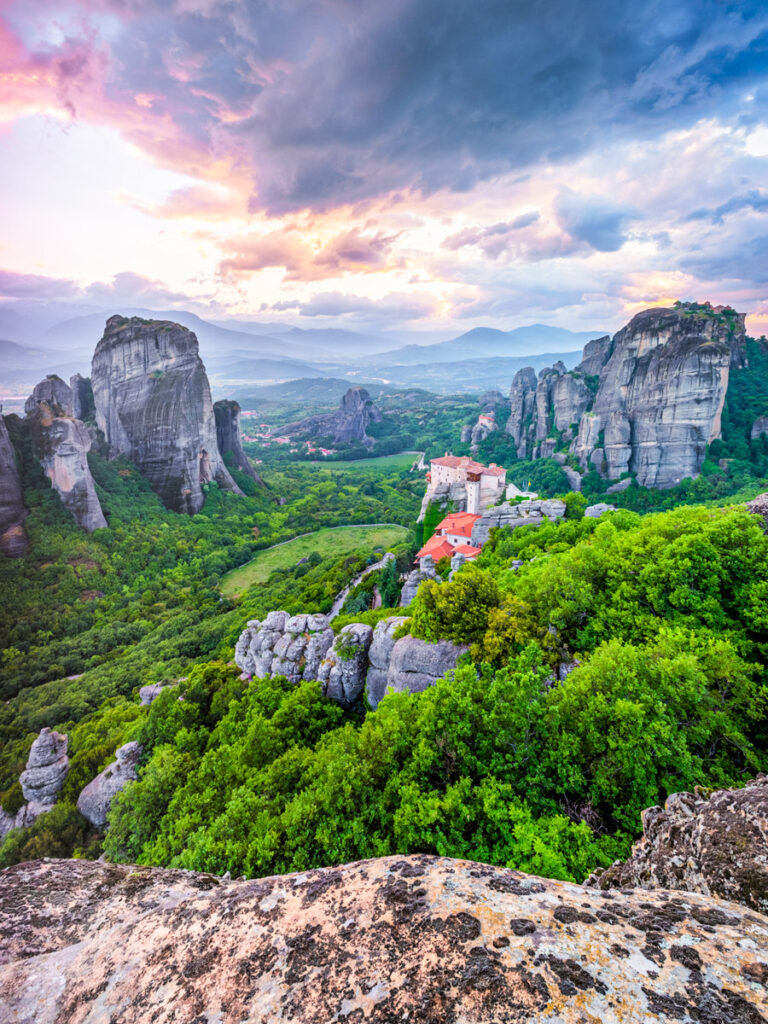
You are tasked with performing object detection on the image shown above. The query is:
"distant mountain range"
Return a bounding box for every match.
[0,304,606,399]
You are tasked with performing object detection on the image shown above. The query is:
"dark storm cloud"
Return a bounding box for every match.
[686,189,768,223]
[14,0,766,212]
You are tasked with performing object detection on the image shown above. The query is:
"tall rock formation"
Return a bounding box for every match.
[506,303,747,489]
[26,380,107,533]
[2,855,766,1023]
[0,728,69,841]
[0,415,28,557]
[91,316,240,514]
[213,400,262,483]
[282,387,382,447]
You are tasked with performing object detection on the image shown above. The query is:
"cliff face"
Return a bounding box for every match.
[506,304,746,489]
[91,316,240,514]
[213,399,262,483]
[26,380,107,533]
[0,415,27,557]
[282,386,382,447]
[1,855,765,1023]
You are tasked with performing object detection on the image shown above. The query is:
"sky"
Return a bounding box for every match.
[1,0,767,340]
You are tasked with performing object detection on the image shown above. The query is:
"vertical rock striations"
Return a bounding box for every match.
[214,400,263,483]
[0,414,28,557]
[91,316,240,514]
[281,387,383,447]
[506,304,746,489]
[26,379,107,533]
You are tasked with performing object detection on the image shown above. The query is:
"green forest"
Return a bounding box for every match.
[2,360,768,885]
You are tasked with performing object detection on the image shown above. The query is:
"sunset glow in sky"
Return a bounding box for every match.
[1,0,767,338]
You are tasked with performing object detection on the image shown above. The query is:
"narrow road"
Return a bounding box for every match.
[329,552,395,621]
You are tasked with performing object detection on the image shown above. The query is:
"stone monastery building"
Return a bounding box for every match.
[426,455,506,514]
[416,511,482,563]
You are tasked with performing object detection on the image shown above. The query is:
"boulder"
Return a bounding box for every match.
[399,557,440,606]
[76,742,143,827]
[317,623,373,706]
[19,728,69,806]
[385,635,467,697]
[606,476,632,493]
[365,616,408,708]
[586,775,768,914]
[139,684,166,707]
[1,855,765,1023]
[0,415,27,557]
[584,502,616,518]
[91,316,240,514]
[233,612,334,688]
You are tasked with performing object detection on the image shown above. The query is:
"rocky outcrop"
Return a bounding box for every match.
[587,776,768,914]
[1,729,70,841]
[24,375,73,417]
[471,498,566,546]
[584,502,616,517]
[235,611,335,684]
[138,683,167,707]
[510,304,747,490]
[282,387,382,447]
[69,374,95,421]
[76,741,142,827]
[365,616,409,707]
[213,399,262,483]
[0,415,27,557]
[317,622,373,706]
[234,606,467,709]
[576,334,613,376]
[386,635,467,698]
[751,416,768,440]
[2,855,766,1024]
[91,316,239,514]
[399,553,441,606]
[26,391,107,532]
[747,492,768,526]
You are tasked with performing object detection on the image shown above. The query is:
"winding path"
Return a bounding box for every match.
[328,551,396,621]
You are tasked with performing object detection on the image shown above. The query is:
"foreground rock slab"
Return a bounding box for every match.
[1,855,766,1023]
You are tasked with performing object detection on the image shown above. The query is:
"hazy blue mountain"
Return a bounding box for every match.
[354,351,582,393]
[367,324,605,365]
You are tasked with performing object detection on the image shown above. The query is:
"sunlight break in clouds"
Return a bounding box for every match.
[0,0,767,336]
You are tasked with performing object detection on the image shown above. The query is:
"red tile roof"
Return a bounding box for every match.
[454,544,482,558]
[415,535,455,561]
[430,455,505,477]
[436,512,480,539]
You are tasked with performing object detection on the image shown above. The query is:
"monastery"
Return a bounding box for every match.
[416,511,482,563]
[425,454,506,514]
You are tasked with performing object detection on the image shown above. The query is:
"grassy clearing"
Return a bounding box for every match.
[220,523,410,598]
[308,452,421,472]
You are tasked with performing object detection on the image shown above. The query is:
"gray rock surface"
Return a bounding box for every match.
[399,554,440,606]
[138,683,167,707]
[471,498,566,546]
[385,635,467,698]
[213,400,263,483]
[19,728,69,806]
[91,316,239,514]
[24,375,73,417]
[584,502,616,518]
[26,400,107,532]
[234,612,334,684]
[575,334,613,375]
[570,306,745,488]
[0,415,27,557]
[510,305,747,491]
[76,742,143,827]
[587,775,768,915]
[562,465,582,491]
[751,415,768,440]
[365,616,408,708]
[606,476,633,493]
[317,623,373,706]
[282,387,382,447]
